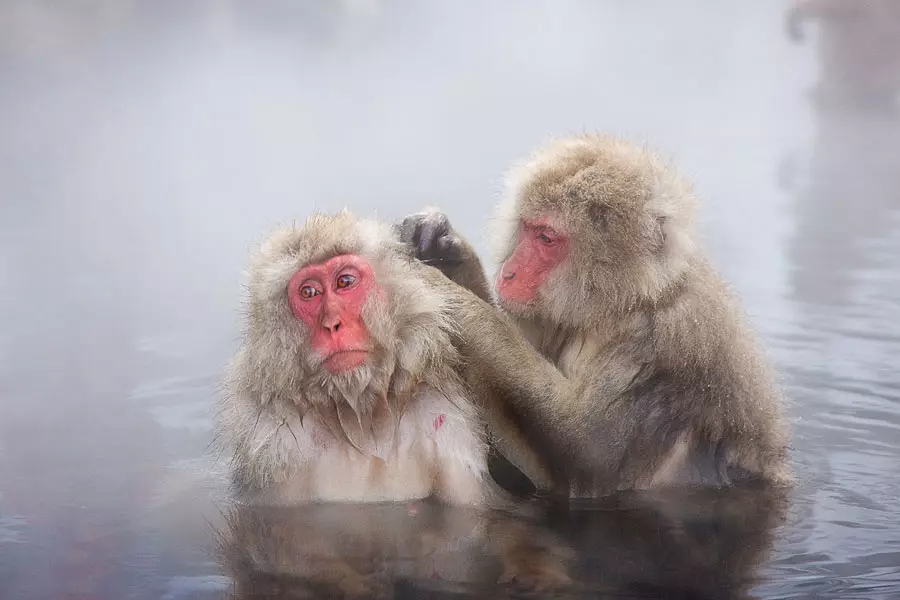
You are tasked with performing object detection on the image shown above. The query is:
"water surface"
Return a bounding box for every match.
[1,1,899,598]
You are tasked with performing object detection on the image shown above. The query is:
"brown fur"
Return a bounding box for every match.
[213,208,575,588]
[215,210,505,505]
[401,133,792,498]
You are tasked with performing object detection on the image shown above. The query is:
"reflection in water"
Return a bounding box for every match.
[563,488,789,600]
[215,502,556,598]
[215,487,787,599]
[1,1,900,598]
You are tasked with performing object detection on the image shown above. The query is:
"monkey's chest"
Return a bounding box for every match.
[279,393,485,503]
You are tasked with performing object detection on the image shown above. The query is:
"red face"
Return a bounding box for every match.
[497,218,569,304]
[288,254,378,373]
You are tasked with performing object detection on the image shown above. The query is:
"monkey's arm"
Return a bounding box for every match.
[462,366,557,492]
[397,210,493,304]
[428,270,658,490]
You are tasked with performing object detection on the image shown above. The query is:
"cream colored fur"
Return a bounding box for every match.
[215,210,493,505]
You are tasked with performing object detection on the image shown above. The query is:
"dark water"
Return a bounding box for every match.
[1,1,899,598]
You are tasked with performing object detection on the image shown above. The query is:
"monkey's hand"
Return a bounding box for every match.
[396,209,493,303]
[397,209,466,265]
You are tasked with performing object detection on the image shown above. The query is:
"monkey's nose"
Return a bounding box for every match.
[323,317,342,333]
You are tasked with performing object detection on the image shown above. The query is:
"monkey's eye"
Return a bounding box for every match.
[336,274,357,289]
[536,232,555,244]
[299,285,320,299]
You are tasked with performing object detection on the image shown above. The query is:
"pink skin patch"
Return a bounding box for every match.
[497,218,569,304]
[288,254,378,373]
[433,414,446,431]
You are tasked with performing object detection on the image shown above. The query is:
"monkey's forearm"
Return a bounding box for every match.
[436,238,493,304]
[422,266,652,486]
[506,386,641,486]
[444,282,641,481]
[482,402,556,490]
[398,210,494,303]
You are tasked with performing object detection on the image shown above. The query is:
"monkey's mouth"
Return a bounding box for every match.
[496,292,536,314]
[323,349,370,373]
[495,272,540,307]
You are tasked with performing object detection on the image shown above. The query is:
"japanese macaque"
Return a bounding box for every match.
[400,133,793,498]
[213,211,573,591]
[215,210,509,506]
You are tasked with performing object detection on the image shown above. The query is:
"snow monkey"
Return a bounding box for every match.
[399,133,793,498]
[214,211,574,590]
[215,209,553,506]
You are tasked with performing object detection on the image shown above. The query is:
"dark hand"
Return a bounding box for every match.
[396,208,493,303]
[396,210,464,266]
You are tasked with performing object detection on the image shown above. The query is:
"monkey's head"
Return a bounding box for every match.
[492,133,700,327]
[233,210,457,415]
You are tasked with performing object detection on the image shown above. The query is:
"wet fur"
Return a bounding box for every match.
[215,210,496,505]
[407,133,792,497]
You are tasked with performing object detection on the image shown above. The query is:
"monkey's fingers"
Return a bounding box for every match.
[398,212,466,267]
[395,215,422,249]
[417,216,450,256]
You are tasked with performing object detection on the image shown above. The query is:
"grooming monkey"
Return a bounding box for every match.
[400,133,792,497]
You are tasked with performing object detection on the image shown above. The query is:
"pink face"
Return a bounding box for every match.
[497,219,569,304]
[288,254,378,373]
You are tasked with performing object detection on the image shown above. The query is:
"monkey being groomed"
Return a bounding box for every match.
[213,210,575,592]
[214,210,511,506]
[400,132,793,498]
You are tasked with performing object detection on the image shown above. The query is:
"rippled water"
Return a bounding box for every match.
[1,1,898,598]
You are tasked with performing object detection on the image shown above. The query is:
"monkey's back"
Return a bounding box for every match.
[628,259,792,489]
